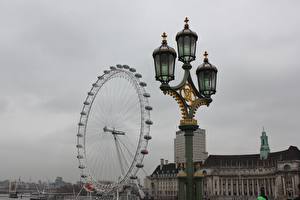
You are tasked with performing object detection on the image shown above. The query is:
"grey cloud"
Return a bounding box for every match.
[0,0,300,182]
[0,98,10,114]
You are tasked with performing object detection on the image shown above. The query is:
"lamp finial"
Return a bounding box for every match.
[161,32,167,44]
[204,51,209,62]
[184,17,189,29]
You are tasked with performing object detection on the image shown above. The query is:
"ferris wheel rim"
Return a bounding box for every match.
[76,65,152,193]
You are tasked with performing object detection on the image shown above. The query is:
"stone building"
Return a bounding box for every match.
[201,145,300,200]
[145,130,300,200]
[144,159,178,200]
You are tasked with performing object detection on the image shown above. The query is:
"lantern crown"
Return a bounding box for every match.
[196,52,218,73]
[153,32,177,58]
[175,17,198,41]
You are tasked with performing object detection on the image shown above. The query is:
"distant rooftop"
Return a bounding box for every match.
[204,146,300,167]
[149,146,300,176]
[150,163,178,176]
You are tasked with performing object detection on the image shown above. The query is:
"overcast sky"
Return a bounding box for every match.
[1,0,300,183]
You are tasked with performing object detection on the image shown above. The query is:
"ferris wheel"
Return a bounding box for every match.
[76,64,152,194]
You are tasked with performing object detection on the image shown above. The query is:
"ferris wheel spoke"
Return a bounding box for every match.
[118,82,132,111]
[113,121,138,139]
[93,141,106,181]
[94,133,120,182]
[85,140,101,158]
[113,78,126,107]
[113,75,131,105]
[91,100,109,126]
[88,110,107,128]
[126,128,140,142]
[117,104,140,124]
[86,140,104,163]
[107,81,117,123]
[110,86,138,128]
[95,141,111,181]
[124,94,139,112]
[118,90,136,115]
[85,129,101,139]
[95,97,110,125]
[89,130,123,181]
[116,112,139,131]
[96,139,115,182]
[118,96,139,118]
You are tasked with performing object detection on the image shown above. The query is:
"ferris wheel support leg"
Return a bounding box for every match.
[116,188,119,200]
[114,135,125,176]
[75,185,85,200]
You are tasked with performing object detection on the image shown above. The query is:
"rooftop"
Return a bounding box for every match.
[204,146,300,167]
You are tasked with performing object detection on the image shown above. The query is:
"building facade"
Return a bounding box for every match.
[174,128,208,164]
[145,146,300,200]
[201,145,300,200]
[144,159,178,200]
[145,130,300,200]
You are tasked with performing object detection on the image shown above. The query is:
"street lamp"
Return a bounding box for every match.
[153,32,177,83]
[152,17,218,200]
[196,51,218,97]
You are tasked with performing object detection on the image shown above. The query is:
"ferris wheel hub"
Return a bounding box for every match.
[103,126,125,135]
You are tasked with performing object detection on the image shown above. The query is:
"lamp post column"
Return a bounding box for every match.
[195,173,204,200]
[180,124,198,200]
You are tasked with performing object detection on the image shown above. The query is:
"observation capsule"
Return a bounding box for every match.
[141,149,149,155]
[136,163,144,168]
[144,135,152,140]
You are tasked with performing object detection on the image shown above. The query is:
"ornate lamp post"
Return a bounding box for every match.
[152,18,218,200]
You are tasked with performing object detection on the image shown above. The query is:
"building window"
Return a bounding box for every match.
[284,164,291,171]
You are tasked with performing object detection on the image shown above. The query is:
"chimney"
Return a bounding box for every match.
[165,160,168,165]
[160,158,164,170]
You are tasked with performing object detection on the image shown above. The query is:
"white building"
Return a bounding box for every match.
[144,159,178,200]
[174,128,208,164]
[145,146,300,200]
[200,145,300,200]
[145,130,300,200]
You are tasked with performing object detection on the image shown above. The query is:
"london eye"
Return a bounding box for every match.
[76,65,152,195]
